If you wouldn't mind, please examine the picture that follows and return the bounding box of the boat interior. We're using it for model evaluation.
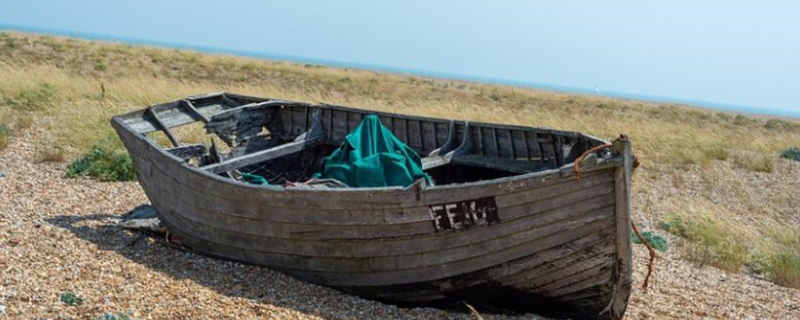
[120,93,607,187]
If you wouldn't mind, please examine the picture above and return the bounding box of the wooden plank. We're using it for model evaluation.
[327,109,334,139]
[344,109,350,133]
[522,131,531,160]
[320,102,582,137]
[118,95,599,143]
[157,156,612,226]
[182,175,609,231]
[139,130,612,214]
[160,199,613,266]
[541,263,613,298]
[429,120,458,156]
[173,166,417,208]
[166,144,206,160]
[149,154,612,228]
[123,103,204,133]
[450,154,551,174]
[361,228,615,303]
[607,136,634,320]
[554,288,611,303]
[513,250,613,291]
[294,105,308,135]
[415,120,424,150]
[477,127,485,156]
[223,92,271,104]
[542,134,557,167]
[420,168,613,205]
[492,127,500,157]
[431,122,438,150]
[494,127,512,159]
[532,132,544,163]
[146,107,181,147]
[331,110,347,142]
[150,175,614,256]
[419,120,435,155]
[554,134,565,167]
[496,171,614,208]
[421,155,451,170]
[202,135,323,174]
[219,93,242,107]
[288,105,295,136]
[491,226,615,283]
[404,118,410,144]
[204,100,285,146]
[212,100,286,120]
[185,91,225,101]
[181,99,210,123]
[563,136,584,164]
[498,184,614,222]
[508,129,517,159]
[157,211,613,285]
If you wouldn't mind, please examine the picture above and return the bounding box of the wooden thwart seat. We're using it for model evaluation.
[201,109,327,175]
[146,107,181,148]
[201,135,324,174]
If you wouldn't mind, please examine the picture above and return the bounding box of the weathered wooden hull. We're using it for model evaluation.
[112,93,633,319]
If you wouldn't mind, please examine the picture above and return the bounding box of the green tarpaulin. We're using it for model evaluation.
[242,172,270,185]
[313,114,430,187]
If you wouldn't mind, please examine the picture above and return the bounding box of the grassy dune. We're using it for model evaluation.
[1,31,799,288]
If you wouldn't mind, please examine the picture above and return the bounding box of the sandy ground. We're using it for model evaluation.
[1,131,799,320]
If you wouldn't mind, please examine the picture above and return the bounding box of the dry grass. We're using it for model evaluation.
[661,211,751,272]
[1,30,799,291]
[661,211,800,289]
[1,31,798,166]
[34,145,66,163]
[647,158,800,289]
[764,229,800,288]
[0,120,8,150]
[733,151,775,173]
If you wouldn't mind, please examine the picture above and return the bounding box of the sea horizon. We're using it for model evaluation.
[2,23,798,119]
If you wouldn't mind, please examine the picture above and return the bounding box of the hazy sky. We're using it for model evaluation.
[1,1,798,115]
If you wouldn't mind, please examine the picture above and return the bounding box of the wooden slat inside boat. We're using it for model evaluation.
[111,92,635,319]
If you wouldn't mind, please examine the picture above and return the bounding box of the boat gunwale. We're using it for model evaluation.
[111,92,615,194]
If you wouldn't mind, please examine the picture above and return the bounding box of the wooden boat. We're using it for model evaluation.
[111,92,635,319]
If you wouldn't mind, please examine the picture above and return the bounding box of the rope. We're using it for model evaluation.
[573,143,612,180]
[631,219,658,293]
